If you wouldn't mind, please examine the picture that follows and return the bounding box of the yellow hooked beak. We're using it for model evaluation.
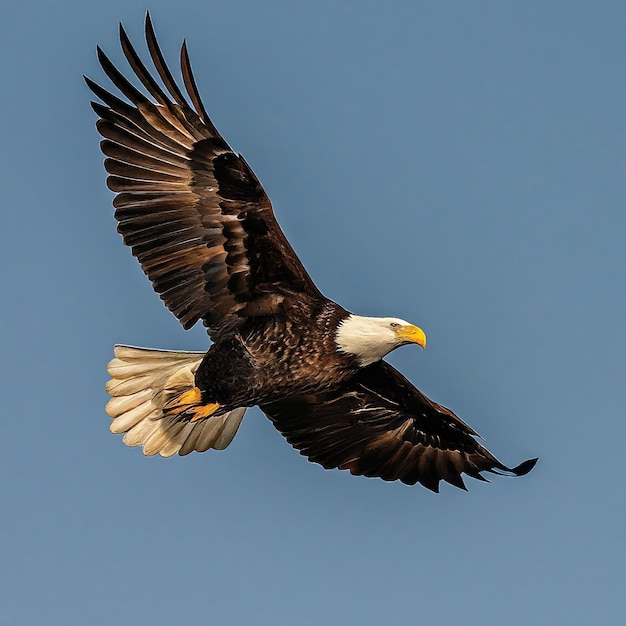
[394,324,427,349]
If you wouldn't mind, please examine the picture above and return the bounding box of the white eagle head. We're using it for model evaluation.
[335,314,426,367]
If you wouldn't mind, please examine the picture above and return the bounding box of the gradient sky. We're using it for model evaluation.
[2,1,625,624]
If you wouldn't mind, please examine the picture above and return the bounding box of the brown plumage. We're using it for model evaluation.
[90,14,536,492]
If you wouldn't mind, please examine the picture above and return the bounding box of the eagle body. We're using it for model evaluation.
[91,15,537,492]
[196,300,354,410]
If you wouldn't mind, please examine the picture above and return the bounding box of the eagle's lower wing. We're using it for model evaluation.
[262,361,536,492]
[86,14,322,335]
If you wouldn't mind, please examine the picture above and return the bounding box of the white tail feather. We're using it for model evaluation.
[105,345,246,457]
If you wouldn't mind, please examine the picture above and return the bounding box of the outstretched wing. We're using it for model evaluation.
[86,14,322,336]
[262,361,537,492]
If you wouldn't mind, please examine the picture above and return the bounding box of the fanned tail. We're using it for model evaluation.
[105,345,246,457]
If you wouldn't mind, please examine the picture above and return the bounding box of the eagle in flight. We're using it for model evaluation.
[87,14,537,492]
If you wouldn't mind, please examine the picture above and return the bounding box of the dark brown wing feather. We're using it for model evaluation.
[262,361,537,492]
[86,14,322,335]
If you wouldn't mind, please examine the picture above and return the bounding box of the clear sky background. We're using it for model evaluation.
[2,1,625,624]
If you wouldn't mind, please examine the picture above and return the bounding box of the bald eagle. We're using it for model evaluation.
[87,15,536,492]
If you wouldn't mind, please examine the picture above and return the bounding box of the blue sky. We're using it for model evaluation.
[2,1,625,624]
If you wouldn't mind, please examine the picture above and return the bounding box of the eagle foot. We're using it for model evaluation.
[163,387,221,422]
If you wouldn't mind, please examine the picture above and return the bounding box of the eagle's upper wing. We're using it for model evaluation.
[86,15,323,336]
[261,361,537,492]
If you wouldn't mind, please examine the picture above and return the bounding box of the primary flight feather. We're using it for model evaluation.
[88,14,537,492]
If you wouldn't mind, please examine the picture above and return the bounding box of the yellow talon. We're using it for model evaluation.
[163,387,220,421]
[164,387,202,412]
[189,403,221,422]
